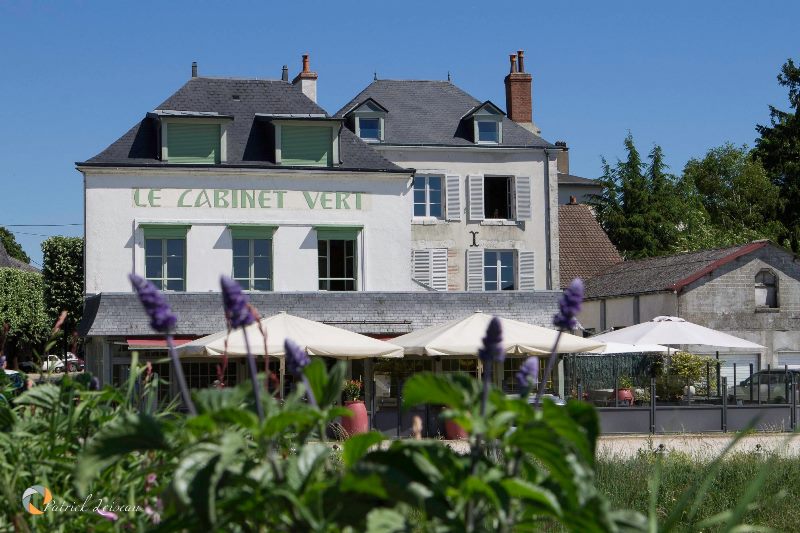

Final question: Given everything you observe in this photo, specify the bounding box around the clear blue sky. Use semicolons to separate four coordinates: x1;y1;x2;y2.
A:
1;0;797;265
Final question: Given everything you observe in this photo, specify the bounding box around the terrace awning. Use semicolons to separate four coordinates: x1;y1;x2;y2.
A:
391;312;605;356
176;312;403;359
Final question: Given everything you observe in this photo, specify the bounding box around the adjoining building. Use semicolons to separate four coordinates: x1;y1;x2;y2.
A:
77;53;571;432
579;240;800;381
0;241;39;272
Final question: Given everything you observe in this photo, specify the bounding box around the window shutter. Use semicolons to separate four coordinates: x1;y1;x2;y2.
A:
518;251;535;291
515;176;532;220
466;249;484;291
281;126;331;166
431;248;448;291
445;175;461;221
468;174;484;221
412;250;432;287
167;123;220;164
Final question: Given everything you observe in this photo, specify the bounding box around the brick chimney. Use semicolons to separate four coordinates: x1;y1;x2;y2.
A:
504;50;540;135
555;140;569;175
292;54;318;103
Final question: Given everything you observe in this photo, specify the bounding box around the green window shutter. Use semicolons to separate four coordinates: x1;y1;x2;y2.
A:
281;126;331;166
314;225;361;241
140;224;191;239
167;123;220;164
229;225;277;239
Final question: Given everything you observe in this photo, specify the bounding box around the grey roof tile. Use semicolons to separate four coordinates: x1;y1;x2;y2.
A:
80;77;405;173
335;80;554;148
0;241;39;272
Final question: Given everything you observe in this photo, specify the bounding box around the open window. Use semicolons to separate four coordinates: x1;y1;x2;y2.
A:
484;176;513;220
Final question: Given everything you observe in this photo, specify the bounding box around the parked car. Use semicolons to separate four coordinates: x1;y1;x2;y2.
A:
65;352;85;372
1;369;25;404
41;354;66;373
727;369;800;402
18;360;37;373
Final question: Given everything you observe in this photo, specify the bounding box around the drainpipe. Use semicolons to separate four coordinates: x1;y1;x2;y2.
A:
543;148;553;290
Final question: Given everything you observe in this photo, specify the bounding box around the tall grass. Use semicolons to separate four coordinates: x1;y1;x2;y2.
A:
596;451;800;531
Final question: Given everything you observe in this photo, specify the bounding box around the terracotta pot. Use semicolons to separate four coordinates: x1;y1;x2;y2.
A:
615;388;634;406
444;419;468;440
341;400;369;435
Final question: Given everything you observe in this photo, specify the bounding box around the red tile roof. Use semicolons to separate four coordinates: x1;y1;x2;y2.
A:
558;203;622;288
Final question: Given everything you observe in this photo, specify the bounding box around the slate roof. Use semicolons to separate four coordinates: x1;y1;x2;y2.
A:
78;291;560;337
79;77;406;173
558;203;622;288
584;241;771;299
0;241;39;272
558;173;599;186
335;80;554;148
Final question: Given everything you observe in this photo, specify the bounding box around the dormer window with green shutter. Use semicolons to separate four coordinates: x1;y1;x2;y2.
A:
155;112;231;164
268;119;340;167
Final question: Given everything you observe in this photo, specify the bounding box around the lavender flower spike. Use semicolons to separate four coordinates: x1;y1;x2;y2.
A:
129;274;177;333
285;338;316;407
220;276;255;328
516;356;540;390
553;278;584;331
478;316;505;364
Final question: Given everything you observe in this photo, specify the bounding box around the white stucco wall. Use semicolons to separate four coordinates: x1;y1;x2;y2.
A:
378;146;557;290
83;168;412;293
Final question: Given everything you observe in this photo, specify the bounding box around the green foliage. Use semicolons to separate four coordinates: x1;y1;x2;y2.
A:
343;378;363;402
41;236;84;337
755;58;800;251
0;227;29;263
0;267;50;351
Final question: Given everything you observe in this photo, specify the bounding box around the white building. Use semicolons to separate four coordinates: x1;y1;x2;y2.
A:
77;54;565;433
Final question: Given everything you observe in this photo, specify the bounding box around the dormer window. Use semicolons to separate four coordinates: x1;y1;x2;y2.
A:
152;110;231;164
477;121;499;143
344;98;388;143
259;116;341;167
462;101;504;145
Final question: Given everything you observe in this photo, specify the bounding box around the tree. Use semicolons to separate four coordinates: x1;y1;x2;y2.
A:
41;237;84;353
680;143;783;246
755;58;800;250
0;227;30;263
0;267;50;364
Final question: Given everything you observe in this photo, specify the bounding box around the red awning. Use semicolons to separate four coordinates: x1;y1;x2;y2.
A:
126;337;195;349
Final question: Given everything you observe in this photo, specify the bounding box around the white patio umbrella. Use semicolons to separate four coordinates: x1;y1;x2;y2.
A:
177;311;403;359
392;312;605;356
589;316;765;350
587;342;670;355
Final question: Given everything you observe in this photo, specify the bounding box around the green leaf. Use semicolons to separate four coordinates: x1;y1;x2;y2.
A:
543;399;596;466
402;372;473;410
366;508;410;533
0;402;16;431
15;383;60;410
303;359;329;407
501;478;561;517
342;431;384;467
74;412;168;494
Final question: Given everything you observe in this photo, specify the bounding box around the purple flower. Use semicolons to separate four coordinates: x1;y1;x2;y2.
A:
220;276;255;328
96;509;118;521
478;316;504;364
516;356;540;389
285;339;310;376
89;376;100;391
129;274;177;333
553;278;584;331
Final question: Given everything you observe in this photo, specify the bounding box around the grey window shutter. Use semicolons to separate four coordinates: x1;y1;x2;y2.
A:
466;249;484;291
518;251;535;291
515;176;532;220
431;248;448;291
412;250;431;287
445;175;461;221
468;174;485;221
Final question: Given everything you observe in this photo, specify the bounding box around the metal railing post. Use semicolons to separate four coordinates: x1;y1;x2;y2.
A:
767;364;772;403
785;365;790;405
614;358;619;408
577;379;583;403
370;379;376;431
733;363;737;403
722;377;728;433
707;362;711;399
650;377;656;434
396;379;403;439
750;362;754;402
792;373;797;430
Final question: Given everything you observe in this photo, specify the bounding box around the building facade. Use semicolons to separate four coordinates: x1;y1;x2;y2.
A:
78;54;567;432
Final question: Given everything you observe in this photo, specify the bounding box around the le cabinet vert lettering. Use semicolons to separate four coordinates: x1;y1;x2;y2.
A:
132;188;365;210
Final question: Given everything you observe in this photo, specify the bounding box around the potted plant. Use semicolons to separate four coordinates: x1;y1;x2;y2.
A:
341;379;369;435
615;375;634;405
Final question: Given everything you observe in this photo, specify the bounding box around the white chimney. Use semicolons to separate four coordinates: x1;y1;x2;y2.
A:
292;54;318;103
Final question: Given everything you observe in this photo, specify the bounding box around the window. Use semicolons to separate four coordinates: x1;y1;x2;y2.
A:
441;358;479;378
317;227;360;291
755;270;778;308
413;176;443;218
233;238;272;291
484;250;515;291
281;125;331;166
484;176;513;219
503;358;544;394
144;233;186;291
357;117;381;142
477;120;499;143
166;123;221;164
182;361;238;390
